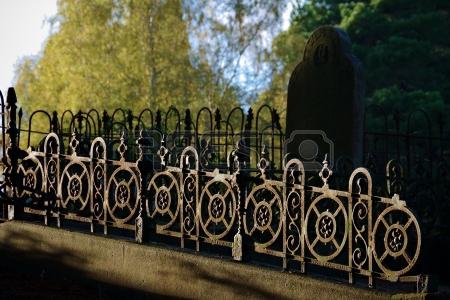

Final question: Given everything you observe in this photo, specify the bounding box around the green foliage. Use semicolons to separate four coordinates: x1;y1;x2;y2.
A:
185;0;288;105
15;0;450;138
14;0;240;126
14;0;289;145
367;86;449;134
255;22;307;128
260;0;450;134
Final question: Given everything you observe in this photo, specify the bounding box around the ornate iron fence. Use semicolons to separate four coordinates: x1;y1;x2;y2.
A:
19;101;284;170
0;88;427;291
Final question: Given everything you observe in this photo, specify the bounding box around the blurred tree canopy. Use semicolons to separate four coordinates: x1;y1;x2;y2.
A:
258;0;450;134
14;0;450;136
17;0;207;114
14;0;286;118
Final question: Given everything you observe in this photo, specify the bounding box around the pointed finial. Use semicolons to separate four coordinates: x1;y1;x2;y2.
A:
155;110;162;130
319;154;333;187
6;87;17;107
272;109;281;130
200;138;213;168
257;144;270;179
214;109;221;131
118;131;127;160
102;110;110;136
185;109;192;131
70;128;79;155
127;110;133;131
51;111;59;133
245;108;253;131
5;87;19;166
136;129;145;162
158;134;169;167
228;140;241;174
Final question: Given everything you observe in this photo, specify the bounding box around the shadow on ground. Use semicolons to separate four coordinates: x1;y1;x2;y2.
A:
1;220;448;299
0;224;290;300
0;225;186;300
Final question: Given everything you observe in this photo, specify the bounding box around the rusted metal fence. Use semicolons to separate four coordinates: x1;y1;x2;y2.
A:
0;87;430;291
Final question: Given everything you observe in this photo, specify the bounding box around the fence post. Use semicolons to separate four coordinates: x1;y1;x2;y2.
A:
5;88;19;220
231;140;248;261
51;111;59;134
135;130;152;243
155;110;162;131
0;91;4;219
17;108;22;147
184;109;192;146
127;110;133;132
243;108;253;168
1;91;5;157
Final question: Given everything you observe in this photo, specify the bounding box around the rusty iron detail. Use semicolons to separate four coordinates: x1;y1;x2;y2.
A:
0;88;428;290
4;131;423;288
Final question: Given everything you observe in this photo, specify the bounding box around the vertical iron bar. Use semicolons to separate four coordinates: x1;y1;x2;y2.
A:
5;88;19;220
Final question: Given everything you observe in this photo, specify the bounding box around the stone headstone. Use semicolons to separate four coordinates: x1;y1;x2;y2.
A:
285;26;364;170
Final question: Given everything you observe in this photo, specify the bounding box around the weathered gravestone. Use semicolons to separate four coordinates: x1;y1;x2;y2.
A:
285;26;364;170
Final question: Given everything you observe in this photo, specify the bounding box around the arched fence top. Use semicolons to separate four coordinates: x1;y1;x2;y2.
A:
407;109;432;137
196;106;213;133
348;167;372;196
164;106;181;134
137;108;153;130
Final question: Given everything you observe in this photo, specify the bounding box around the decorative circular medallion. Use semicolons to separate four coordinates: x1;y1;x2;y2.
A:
305;194;347;261
155;187;171;214
372;206;421;276
316;211;336;243
68;175;82;199
385;224;407;257
255;202;272;231
209;195;226;223
24;172;36;189
199;179;236;240
115;181;130;208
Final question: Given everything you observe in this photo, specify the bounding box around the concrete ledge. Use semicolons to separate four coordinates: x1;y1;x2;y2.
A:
0;221;426;299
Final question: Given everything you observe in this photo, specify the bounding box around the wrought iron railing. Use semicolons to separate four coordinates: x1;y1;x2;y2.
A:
18;100;284;170
0;87;432;291
2;128;425;287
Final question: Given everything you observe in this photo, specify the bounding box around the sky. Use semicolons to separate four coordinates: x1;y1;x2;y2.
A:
0;0;57;95
0;0;292;100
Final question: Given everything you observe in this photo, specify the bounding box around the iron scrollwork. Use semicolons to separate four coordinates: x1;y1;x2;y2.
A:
4;131;424;289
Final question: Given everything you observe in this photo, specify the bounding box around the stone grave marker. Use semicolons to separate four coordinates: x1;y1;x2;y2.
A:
285;26;364;170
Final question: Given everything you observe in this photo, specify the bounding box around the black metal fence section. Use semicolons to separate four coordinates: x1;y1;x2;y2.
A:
0;88;427;291
363;105;450;235
19;102;284;172
16;99;449;175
